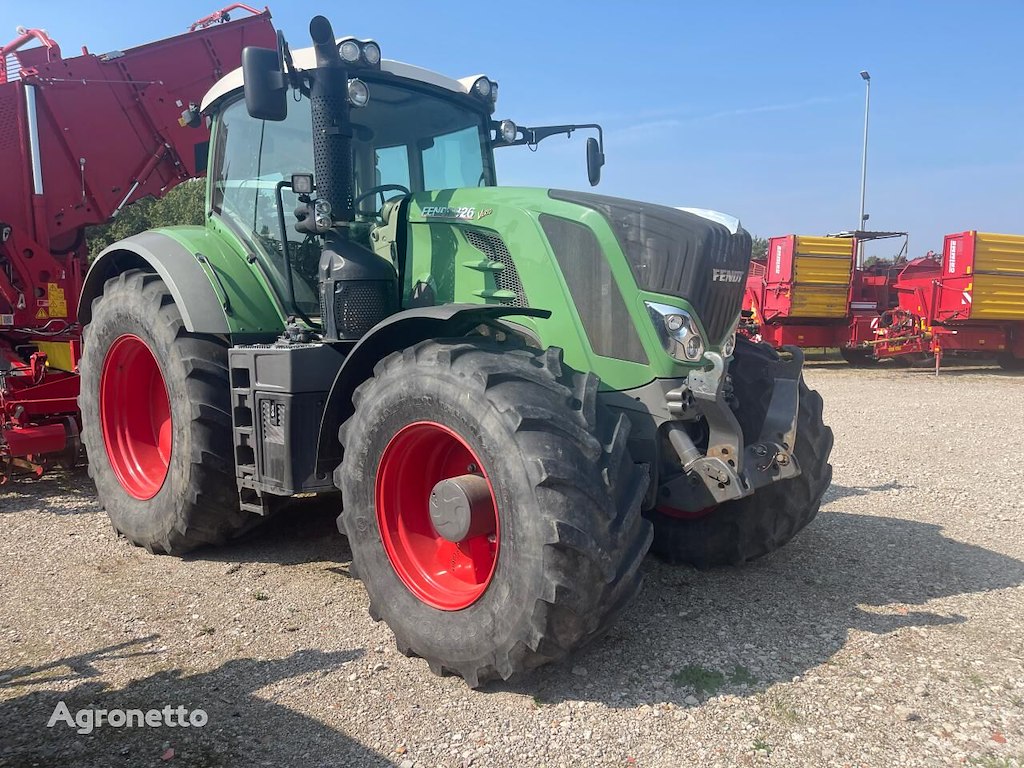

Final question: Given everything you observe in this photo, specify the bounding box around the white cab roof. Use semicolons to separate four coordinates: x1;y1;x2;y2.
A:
201;40;485;112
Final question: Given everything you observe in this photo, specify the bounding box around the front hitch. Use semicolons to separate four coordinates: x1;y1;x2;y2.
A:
662;347;803;510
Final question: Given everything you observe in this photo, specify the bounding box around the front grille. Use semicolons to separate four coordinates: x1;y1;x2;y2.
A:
463;229;528;307
548;190;752;343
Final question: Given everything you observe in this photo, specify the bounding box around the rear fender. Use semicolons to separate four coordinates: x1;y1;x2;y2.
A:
315;304;550;476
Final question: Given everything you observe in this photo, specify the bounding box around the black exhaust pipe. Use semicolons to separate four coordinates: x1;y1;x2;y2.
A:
306;15;397;342
308;15;355;224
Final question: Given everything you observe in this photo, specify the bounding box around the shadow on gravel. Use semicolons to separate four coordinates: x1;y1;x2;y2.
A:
183;496;353;571
0;640;383;768
824;481;906;502
0;467;95;515
493;508;1024;707
0;637;160;689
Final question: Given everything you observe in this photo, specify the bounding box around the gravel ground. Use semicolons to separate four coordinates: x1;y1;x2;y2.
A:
2;362;1023;767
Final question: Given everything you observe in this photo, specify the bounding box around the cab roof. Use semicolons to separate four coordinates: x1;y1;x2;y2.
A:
201;40;485;112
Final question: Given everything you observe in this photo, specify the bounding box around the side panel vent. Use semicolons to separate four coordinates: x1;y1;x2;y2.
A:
463;229;529;307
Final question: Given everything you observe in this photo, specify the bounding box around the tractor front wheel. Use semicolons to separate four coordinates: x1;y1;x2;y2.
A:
79;270;258;554
337;339;652;687
647;337;833;568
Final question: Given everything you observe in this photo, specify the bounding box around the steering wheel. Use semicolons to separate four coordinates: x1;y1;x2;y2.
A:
354;184;411;218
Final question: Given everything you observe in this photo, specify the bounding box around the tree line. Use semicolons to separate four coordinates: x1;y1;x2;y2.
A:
86;180;206;259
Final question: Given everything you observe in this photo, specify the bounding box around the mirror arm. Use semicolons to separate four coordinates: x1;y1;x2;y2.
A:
494;122;604;152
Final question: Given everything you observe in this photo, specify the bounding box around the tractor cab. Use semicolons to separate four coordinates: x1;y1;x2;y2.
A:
200;32;602;325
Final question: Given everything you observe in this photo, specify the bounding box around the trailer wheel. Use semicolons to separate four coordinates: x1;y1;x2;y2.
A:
997;352;1024;371
79;269;257;554
839;348;877;367
648;337;833;568
337;339;652;686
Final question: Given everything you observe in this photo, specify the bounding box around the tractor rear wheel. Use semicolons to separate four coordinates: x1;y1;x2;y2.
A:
647;337;833;568
337;339;652;687
79;270;258;554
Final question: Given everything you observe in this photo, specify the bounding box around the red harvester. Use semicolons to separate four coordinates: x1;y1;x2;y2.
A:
0;5;276;481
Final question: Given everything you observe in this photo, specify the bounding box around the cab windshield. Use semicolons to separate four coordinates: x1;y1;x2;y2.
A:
210;80;495;316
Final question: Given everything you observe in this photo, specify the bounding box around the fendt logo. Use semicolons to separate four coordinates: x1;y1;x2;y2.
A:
712;268;745;283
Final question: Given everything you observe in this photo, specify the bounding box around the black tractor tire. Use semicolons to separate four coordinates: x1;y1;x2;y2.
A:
337;339;652;687
839;347;878;367
998;352;1024;371
647;337;833;568
79;269;258;554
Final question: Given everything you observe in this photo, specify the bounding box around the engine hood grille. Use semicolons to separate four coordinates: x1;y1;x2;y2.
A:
548;190;752;343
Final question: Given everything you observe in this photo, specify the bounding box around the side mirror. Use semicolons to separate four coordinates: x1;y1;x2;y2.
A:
242;45;287;121
586;137;604;187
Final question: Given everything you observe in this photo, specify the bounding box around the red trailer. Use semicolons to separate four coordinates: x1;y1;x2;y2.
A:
0;6;276;481
870;232;1024;369
744;230;908;363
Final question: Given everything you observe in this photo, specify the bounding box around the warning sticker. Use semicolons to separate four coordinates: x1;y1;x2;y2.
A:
0;314;13;326
35;307;48;320
47;283;67;318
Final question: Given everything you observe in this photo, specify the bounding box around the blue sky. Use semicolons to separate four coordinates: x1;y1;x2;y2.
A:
6;1;1022;256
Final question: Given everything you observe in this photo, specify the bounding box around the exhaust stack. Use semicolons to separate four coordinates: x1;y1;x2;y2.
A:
305;16;398;342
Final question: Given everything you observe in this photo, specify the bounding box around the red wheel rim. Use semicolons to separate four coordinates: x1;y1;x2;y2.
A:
99;334;172;500
375;421;499;611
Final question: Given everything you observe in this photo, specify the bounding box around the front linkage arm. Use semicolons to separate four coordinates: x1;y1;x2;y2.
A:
663;348;803;509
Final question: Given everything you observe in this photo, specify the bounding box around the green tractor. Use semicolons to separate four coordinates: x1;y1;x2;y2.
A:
78;16;833;686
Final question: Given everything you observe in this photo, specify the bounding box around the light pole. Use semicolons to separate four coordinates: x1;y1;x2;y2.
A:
857;70;871;266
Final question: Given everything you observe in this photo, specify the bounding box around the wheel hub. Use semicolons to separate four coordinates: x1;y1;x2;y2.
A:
429;473;493;543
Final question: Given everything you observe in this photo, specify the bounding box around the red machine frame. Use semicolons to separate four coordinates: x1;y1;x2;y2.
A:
745;228;1024;370
867;233;1024;367
744;231;909;358
0;7;276;481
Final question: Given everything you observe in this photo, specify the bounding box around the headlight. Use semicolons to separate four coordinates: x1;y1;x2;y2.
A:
472;76;492;99
314;198;332;229
721;331;736;357
338;40;361;63
499;119;517;143
720;316;740;357
337;38;382;69
362;41;381;66
645;301;706;363
347;78;369;108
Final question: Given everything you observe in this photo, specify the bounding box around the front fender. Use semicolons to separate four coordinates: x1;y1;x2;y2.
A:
79;228;285;338
315;304;551;475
